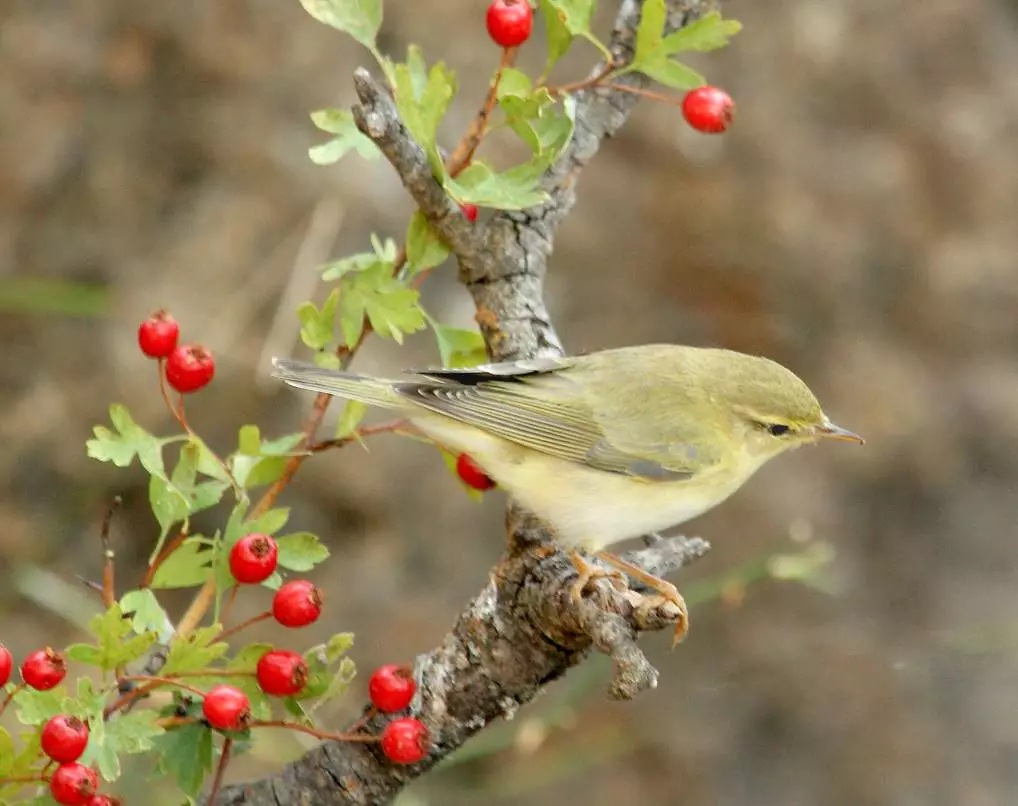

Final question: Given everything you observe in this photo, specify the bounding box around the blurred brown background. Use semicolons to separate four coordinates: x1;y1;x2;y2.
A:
3;0;1018;804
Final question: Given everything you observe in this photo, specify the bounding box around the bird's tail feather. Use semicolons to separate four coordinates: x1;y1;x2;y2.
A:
271;358;403;409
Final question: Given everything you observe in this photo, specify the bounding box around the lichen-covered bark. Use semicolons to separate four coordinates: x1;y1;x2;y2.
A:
208;2;716;803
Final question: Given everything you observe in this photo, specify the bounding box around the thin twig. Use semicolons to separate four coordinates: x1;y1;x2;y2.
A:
216;610;272;642
545;60;618;97
208;738;233;805
119;675;207;699
248;721;380;744
447;47;518;175
99;495;122;609
0;683;24;718
601;82;684;105
142;527;189;588
309;420;412;453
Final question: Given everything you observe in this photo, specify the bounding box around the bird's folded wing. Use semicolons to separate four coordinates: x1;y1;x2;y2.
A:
395;372;712;481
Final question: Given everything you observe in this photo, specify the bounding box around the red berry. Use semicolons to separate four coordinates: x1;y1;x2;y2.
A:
485;0;533;48
272;579;323;628
203;685;251;731
137;309;179;359
0;643;12;687
369;664;416;713
229;534;278;584
256;650;308;697
380;717;429;765
460;203;479;222
165;343;215;393
456;453;496;491
41;715;90;763
20;647;67;690
49;763;98;805
681;85;735;134
86;797;121;806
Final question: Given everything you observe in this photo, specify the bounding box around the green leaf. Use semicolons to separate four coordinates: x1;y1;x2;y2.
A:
335;400;368;440
433;325;487;369
497;68;532;99
153;722;214;798
542;0;610;60
81;710;165;782
120;589;172;636
392;50;457;178
308;108;382;165
86;404;170;478
150;537;213;589
232;430;306;489
65;604;157;671
640;57;704;91
12;687;66;726
444;160;550;210
297;633;356;703
630;0;708;90
298;0;381;50
0;730;42;785
149;474;190;534
161;626;229;676
276;532;330;572
223;643;275;720
246;507;290;537
320;250;385;281
661;11;742;54
0;728;13;776
238;425;261;456
298;288;340;351
338;263;427;345
539;0;575;74
405;210;450;273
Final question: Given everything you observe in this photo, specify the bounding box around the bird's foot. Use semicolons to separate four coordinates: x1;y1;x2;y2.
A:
595;550;690;646
569;551;627;603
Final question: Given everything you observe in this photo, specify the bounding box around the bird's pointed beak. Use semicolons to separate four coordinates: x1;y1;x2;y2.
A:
816;420;865;444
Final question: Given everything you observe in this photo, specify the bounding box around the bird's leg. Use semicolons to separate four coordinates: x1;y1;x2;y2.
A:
595;550;690;646
569;550;627;602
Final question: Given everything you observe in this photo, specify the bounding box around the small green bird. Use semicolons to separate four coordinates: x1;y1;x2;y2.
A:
272;345;862;643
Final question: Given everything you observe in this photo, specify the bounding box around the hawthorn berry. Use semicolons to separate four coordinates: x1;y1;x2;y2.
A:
203;685;251;731
272;579;323;628
165;343;215;393
49;762;98;806
380;717;429;765
256;650;309;697
0;642;11;687
486;0;533;48
229;533;278;584
20;647;67;690
41;715;90;763
681;86;735;134
456;453;496;491
369;664;416;713
86;796;121;806
460;203;479;222
137;309;179;358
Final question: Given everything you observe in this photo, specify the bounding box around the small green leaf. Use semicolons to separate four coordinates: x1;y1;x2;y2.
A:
336;400;368;440
634;0;667;66
149;537;213;589
153;721;214;798
320;250;385;281
298;288;340;351
444;160;550;210
65;604;157;671
277;532;330;572
120;589;172;636
405;210;450;273
308;109;382;165
162;626;229;676
298;0;382;50
542;0;610;60
338;263;427;345
540;0;575;74
433;325;487;369
392;52;458;178
640;58;704;91
81;710;165;782
149;475;190;534
238;425;261;456
12;687;66;726
0;728;14;776
661;11;742;54
86;404;170;477
246;508;290;537
297;633;356;703
497;68;532;100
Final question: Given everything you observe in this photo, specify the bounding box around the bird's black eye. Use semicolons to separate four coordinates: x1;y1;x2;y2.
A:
767;423;790;436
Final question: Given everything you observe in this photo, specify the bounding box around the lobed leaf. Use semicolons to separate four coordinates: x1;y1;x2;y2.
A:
298;0;382;50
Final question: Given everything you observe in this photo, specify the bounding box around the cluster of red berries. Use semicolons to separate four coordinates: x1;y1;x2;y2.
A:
368;665;429;764
137;310;215;394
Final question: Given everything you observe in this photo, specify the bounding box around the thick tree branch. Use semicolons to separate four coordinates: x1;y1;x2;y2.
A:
209;1;717;803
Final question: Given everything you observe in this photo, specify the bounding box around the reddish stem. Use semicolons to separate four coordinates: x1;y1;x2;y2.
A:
249;720;380;743
216;610;272;642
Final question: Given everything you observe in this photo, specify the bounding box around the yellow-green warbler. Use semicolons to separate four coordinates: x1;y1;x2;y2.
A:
273;345;863;642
